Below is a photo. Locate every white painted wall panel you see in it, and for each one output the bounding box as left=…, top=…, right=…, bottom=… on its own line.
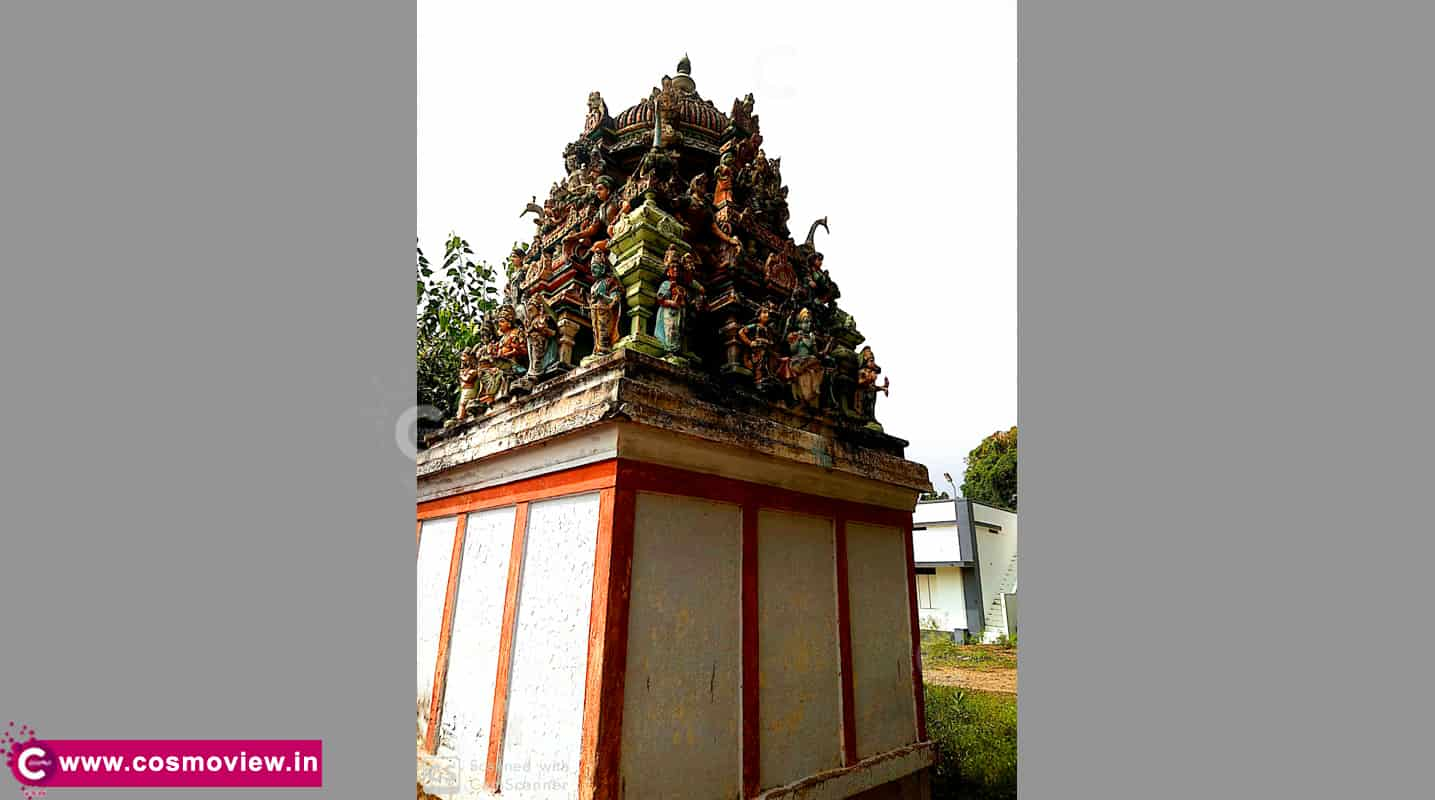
left=620, top=492, right=742, bottom=799
left=912, top=523, right=963, bottom=564
left=929, top=567, right=968, bottom=632
left=975, top=515, right=1018, bottom=604
left=912, top=500, right=957, bottom=525
left=438, top=505, right=517, bottom=796
left=418, top=516, right=459, bottom=736
left=846, top=522, right=919, bottom=758
left=501, top=493, right=600, bottom=799
left=757, top=509, right=842, bottom=789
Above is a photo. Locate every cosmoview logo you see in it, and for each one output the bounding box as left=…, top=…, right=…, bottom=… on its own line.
left=4, top=723, right=52, bottom=799
left=4, top=723, right=322, bottom=795
left=15, top=745, right=53, bottom=782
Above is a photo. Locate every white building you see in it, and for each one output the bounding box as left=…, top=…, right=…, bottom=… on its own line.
left=911, top=498, right=1018, bottom=643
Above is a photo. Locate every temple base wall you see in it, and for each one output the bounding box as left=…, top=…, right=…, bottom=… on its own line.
left=417, top=374, right=932, bottom=800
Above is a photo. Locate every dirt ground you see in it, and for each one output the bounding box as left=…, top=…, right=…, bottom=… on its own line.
left=922, top=664, right=1017, bottom=694
left=919, top=641, right=1018, bottom=695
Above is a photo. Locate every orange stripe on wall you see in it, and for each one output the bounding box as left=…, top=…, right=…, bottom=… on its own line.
left=417, top=461, right=617, bottom=520
left=578, top=488, right=635, bottom=800
left=484, top=501, right=530, bottom=792
left=424, top=512, right=468, bottom=753
left=577, top=488, right=615, bottom=798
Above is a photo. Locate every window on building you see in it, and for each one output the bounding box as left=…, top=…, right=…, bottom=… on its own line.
left=915, top=567, right=936, bottom=609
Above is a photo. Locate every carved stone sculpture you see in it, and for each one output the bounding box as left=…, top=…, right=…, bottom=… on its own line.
left=584, top=91, right=608, bottom=134
left=492, top=305, right=527, bottom=400
left=782, top=307, right=827, bottom=409
left=855, top=345, right=890, bottom=424
left=523, top=297, right=557, bottom=374
left=738, top=304, right=776, bottom=384
left=713, top=152, right=735, bottom=208
left=586, top=247, right=623, bottom=360
left=445, top=347, right=482, bottom=428
left=476, top=339, right=503, bottom=407
left=654, top=245, right=689, bottom=357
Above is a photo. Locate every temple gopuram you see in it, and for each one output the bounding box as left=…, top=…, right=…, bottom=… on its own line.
left=431, top=55, right=893, bottom=440
left=418, top=59, right=933, bottom=800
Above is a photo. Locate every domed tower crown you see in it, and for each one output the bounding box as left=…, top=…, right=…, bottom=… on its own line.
left=672, top=54, right=695, bottom=93
left=611, top=56, right=728, bottom=137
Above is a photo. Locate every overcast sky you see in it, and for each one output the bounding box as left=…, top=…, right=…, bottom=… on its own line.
left=418, top=0, right=1015, bottom=494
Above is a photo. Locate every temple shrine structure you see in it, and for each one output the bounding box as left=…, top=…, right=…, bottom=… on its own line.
left=417, top=58, right=935, bottom=800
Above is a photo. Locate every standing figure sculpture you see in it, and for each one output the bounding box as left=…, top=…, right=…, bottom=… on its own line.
left=681, top=252, right=707, bottom=306
left=476, top=336, right=503, bottom=407
left=738, top=304, right=776, bottom=384
left=522, top=296, right=557, bottom=376
left=446, top=347, right=481, bottom=428
left=854, top=346, right=890, bottom=420
left=586, top=246, right=623, bottom=359
left=782, top=307, right=828, bottom=409
left=713, top=152, right=735, bottom=208
left=565, top=176, right=620, bottom=266
left=654, top=245, right=689, bottom=355
left=504, top=247, right=526, bottom=306
left=491, top=305, right=527, bottom=400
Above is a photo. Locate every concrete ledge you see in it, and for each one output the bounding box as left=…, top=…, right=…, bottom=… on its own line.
left=757, top=741, right=936, bottom=800
left=420, top=349, right=931, bottom=502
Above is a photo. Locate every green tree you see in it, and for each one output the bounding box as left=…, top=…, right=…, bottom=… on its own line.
left=960, top=426, right=1017, bottom=510
left=416, top=234, right=501, bottom=428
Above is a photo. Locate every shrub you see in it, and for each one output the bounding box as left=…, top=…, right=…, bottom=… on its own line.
left=925, top=685, right=1017, bottom=800
left=923, top=635, right=964, bottom=667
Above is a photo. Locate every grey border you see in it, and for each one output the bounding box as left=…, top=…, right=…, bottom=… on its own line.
left=2, top=2, right=415, bottom=797
left=1022, top=1, right=1431, bottom=796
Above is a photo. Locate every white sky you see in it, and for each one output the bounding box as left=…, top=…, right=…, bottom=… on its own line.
left=418, top=0, right=1015, bottom=493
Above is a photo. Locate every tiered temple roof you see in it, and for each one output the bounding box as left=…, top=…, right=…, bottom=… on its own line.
left=436, top=58, right=894, bottom=445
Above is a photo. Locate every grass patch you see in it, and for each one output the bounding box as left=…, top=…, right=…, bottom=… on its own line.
left=925, top=685, right=1017, bottom=800
left=922, top=638, right=1018, bottom=672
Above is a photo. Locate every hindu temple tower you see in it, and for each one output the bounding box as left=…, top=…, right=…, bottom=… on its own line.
left=417, top=58, right=934, bottom=800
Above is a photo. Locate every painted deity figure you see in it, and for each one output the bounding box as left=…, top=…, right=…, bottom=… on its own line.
left=681, top=252, right=706, bottom=303
left=447, top=347, right=481, bottom=427
left=476, top=337, right=503, bottom=406
left=566, top=176, right=621, bottom=263
left=782, top=307, right=827, bottom=409
left=654, top=245, right=689, bottom=353
left=495, top=308, right=525, bottom=360
left=854, top=346, right=890, bottom=418
left=587, top=247, right=622, bottom=356
left=584, top=91, right=607, bottom=134
left=560, top=142, right=590, bottom=199
left=738, top=304, right=776, bottom=383
left=522, top=296, right=557, bottom=375
left=713, top=152, right=735, bottom=208
left=805, top=251, right=839, bottom=305
left=505, top=247, right=525, bottom=284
